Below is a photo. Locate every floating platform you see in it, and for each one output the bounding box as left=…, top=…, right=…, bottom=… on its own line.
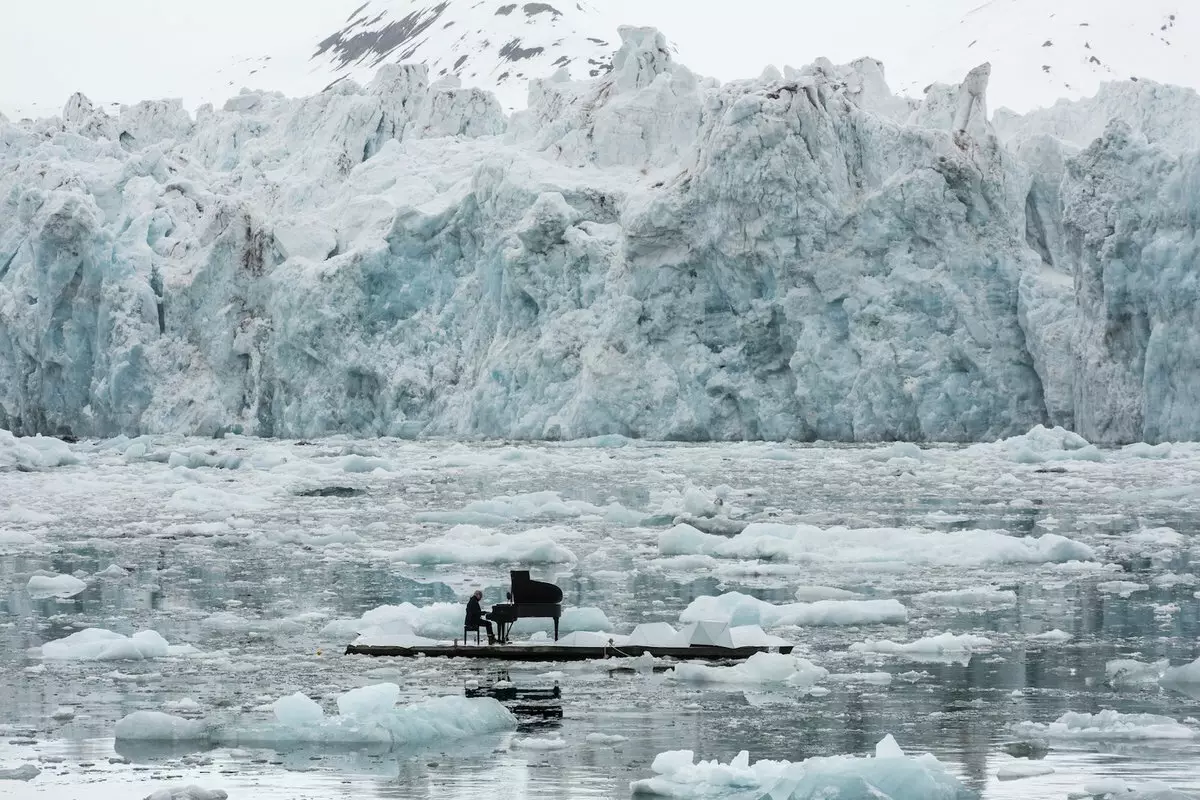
left=343, top=643, right=793, bottom=661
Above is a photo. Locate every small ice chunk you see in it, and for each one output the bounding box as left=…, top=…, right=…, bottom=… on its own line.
left=27, top=573, right=87, bottom=599
left=1162, top=657, right=1200, bottom=687
left=50, top=706, right=75, bottom=720
left=144, top=786, right=229, bottom=800
left=337, top=683, right=399, bottom=719
left=513, top=736, right=568, bottom=750
left=272, top=692, right=324, bottom=726
left=672, top=652, right=827, bottom=687
left=0, top=764, right=40, bottom=781
left=114, top=711, right=208, bottom=741
left=1013, top=710, right=1197, bottom=740
left=1029, top=629, right=1072, bottom=643
left=851, top=633, right=992, bottom=659
left=1097, top=580, right=1150, bottom=598
left=586, top=732, right=628, bottom=745
left=875, top=734, right=905, bottom=758
left=997, top=762, right=1054, bottom=780
left=41, top=628, right=174, bottom=660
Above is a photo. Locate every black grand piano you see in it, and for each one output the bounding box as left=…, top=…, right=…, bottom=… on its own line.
left=486, top=570, right=564, bottom=644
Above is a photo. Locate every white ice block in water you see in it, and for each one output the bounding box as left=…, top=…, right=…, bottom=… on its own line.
left=850, top=633, right=993, bottom=659
left=217, top=692, right=516, bottom=749
left=336, top=683, right=400, bottom=719
left=41, top=628, right=174, bottom=660
left=144, top=786, right=229, bottom=800
left=997, top=762, right=1054, bottom=781
left=0, top=430, right=79, bottom=469
left=513, top=736, right=568, bottom=750
left=115, top=712, right=208, bottom=741
left=680, top=592, right=907, bottom=628
left=660, top=523, right=1094, bottom=567
left=631, top=735, right=965, bottom=798
left=1012, top=710, right=1198, bottom=740
left=272, top=692, right=324, bottom=727
left=27, top=573, right=87, bottom=599
left=672, top=653, right=828, bottom=687
left=391, top=525, right=577, bottom=565
left=1162, top=657, right=1200, bottom=686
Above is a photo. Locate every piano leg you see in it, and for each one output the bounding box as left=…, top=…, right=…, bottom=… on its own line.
left=553, top=617, right=559, bottom=642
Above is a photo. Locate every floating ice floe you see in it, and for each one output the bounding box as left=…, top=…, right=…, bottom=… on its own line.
left=1097, top=580, right=1151, bottom=598
left=27, top=573, right=87, bottom=599
left=41, top=628, right=196, bottom=660
left=671, top=653, right=828, bottom=688
left=680, top=592, right=907, bottom=628
left=115, top=711, right=209, bottom=741
left=1107, top=659, right=1169, bottom=688
left=792, top=586, right=865, bottom=602
left=391, top=524, right=578, bottom=565
left=0, top=429, right=80, bottom=469
left=1028, top=629, right=1072, bottom=643
left=0, top=764, right=40, bottom=781
left=586, top=733, right=628, bottom=745
left=1082, top=778, right=1200, bottom=800
left=117, top=687, right=516, bottom=750
left=1162, top=657, right=1200, bottom=687
left=659, top=523, right=1094, bottom=567
left=165, top=485, right=274, bottom=515
left=911, top=586, right=1017, bottom=608
left=416, top=490, right=643, bottom=527
left=967, top=425, right=1104, bottom=464
left=629, top=735, right=965, bottom=798
left=144, top=786, right=228, bottom=800
left=996, top=761, right=1054, bottom=781
left=850, top=633, right=993, bottom=661
left=1012, top=710, right=1198, bottom=740
left=513, top=736, right=568, bottom=750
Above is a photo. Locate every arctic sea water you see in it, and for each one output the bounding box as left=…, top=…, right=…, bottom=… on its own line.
left=1, top=430, right=1199, bottom=799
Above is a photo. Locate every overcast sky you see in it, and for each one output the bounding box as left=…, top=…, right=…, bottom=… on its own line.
left=0, top=1, right=973, bottom=117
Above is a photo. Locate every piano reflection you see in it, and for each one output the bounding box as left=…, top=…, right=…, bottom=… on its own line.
left=486, top=570, right=564, bottom=644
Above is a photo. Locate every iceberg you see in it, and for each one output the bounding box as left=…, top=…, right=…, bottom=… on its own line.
left=27, top=573, right=87, bottom=599
left=630, top=735, right=967, bottom=798
left=659, top=523, right=1094, bottom=567
left=680, top=592, right=908, bottom=628
left=850, top=633, right=993, bottom=660
left=41, top=628, right=189, bottom=660
left=390, top=525, right=578, bottom=565
left=671, top=653, right=828, bottom=687
left=4, top=24, right=1200, bottom=444
left=116, top=688, right=516, bottom=751
left=1012, top=710, right=1198, bottom=741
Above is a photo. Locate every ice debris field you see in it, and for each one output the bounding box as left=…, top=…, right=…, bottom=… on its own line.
left=1, top=428, right=1200, bottom=798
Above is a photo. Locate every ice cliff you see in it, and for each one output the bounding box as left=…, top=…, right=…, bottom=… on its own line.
left=2, top=28, right=1198, bottom=443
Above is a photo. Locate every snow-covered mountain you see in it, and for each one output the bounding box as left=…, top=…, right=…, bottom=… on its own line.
left=2, top=1, right=1195, bottom=120
left=216, top=0, right=622, bottom=112
left=3, top=26, right=1199, bottom=443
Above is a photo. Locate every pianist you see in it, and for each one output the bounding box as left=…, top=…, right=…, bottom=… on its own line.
left=465, top=590, right=496, bottom=645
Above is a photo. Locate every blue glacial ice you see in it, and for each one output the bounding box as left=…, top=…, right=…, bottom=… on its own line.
left=2, top=27, right=1199, bottom=443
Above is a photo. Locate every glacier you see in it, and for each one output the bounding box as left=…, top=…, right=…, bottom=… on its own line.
left=2, top=27, right=1198, bottom=443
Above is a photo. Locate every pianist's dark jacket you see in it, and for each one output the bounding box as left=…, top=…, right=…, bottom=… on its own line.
left=466, top=596, right=485, bottom=626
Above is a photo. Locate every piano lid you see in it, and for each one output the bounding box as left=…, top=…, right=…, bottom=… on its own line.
left=510, top=570, right=564, bottom=604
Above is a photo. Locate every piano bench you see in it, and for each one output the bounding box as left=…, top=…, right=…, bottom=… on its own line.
left=463, top=625, right=482, bottom=645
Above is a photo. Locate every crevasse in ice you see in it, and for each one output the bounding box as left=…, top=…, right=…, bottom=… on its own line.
left=2, top=27, right=1198, bottom=443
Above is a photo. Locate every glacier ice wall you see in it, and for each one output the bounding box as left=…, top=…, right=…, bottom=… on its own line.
left=1, top=28, right=1198, bottom=443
